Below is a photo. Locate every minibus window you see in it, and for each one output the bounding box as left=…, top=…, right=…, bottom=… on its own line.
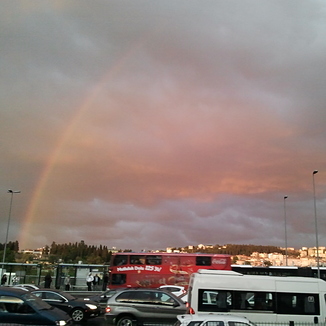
left=232, top=291, right=274, bottom=311
left=276, top=293, right=319, bottom=315
left=198, top=290, right=230, bottom=312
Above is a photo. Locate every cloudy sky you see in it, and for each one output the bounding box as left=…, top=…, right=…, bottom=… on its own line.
left=1, top=0, right=326, bottom=252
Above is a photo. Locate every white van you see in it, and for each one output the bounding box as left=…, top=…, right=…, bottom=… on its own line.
left=188, top=269, right=326, bottom=325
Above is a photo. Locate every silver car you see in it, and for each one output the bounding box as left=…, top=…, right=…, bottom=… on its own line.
left=105, top=288, right=187, bottom=326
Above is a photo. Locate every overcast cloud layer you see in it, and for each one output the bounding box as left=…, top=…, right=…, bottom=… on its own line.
left=1, top=0, right=326, bottom=252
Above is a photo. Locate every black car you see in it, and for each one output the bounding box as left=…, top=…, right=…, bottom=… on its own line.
left=105, top=288, right=187, bottom=326
left=32, top=289, right=101, bottom=322
left=0, top=287, right=72, bottom=325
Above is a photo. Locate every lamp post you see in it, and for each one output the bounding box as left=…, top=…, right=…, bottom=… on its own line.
left=1, top=190, right=21, bottom=278
left=312, top=170, right=320, bottom=278
left=284, top=195, right=288, bottom=266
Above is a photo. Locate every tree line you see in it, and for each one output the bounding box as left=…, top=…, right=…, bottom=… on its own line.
left=0, top=241, right=298, bottom=265
left=0, top=240, right=112, bottom=264
left=46, top=241, right=112, bottom=264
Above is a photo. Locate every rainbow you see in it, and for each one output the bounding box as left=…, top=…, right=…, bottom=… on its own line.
left=19, top=35, right=151, bottom=248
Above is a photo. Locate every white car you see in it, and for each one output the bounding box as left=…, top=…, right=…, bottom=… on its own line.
left=178, top=292, right=188, bottom=303
left=159, top=285, right=186, bottom=297
left=12, top=284, right=40, bottom=290
left=175, top=314, right=257, bottom=326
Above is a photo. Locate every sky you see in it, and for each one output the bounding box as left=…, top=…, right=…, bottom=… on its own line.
left=1, top=0, right=326, bottom=252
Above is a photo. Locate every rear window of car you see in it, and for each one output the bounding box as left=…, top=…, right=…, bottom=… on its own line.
left=188, top=321, right=204, bottom=326
left=202, top=322, right=224, bottom=326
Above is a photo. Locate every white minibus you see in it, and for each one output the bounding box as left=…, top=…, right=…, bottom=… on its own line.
left=188, top=269, right=326, bottom=325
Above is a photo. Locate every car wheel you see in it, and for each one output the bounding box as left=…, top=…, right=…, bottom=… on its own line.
left=117, top=315, right=137, bottom=326
left=71, top=308, right=85, bottom=322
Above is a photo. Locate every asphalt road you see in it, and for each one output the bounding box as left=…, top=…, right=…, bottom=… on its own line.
left=73, top=317, right=174, bottom=326
left=74, top=315, right=107, bottom=326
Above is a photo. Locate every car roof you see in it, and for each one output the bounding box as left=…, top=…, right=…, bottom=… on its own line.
left=0, top=287, right=29, bottom=296
left=14, top=284, right=39, bottom=289
left=32, top=288, right=65, bottom=293
left=177, top=314, right=252, bottom=323
left=116, top=288, right=172, bottom=292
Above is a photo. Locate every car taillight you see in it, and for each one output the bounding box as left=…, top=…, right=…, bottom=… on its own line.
left=105, top=306, right=111, bottom=313
left=188, top=306, right=195, bottom=314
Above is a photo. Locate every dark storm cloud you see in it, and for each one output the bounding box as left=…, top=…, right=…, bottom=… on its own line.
left=1, top=0, right=326, bottom=251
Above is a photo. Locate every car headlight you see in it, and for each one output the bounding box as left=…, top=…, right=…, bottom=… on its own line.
left=85, top=303, right=98, bottom=310
left=55, top=321, right=67, bottom=326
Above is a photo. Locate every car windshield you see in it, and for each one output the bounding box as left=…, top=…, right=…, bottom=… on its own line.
left=22, top=292, right=53, bottom=310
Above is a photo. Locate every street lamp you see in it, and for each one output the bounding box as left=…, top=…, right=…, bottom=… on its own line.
left=284, top=196, right=288, bottom=266
left=312, top=170, right=320, bottom=278
left=1, top=190, right=21, bottom=277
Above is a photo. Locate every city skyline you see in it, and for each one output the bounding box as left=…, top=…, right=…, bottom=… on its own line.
left=1, top=1, right=326, bottom=252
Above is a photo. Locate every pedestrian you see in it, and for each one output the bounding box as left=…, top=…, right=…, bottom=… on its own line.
left=1, top=274, right=7, bottom=286
left=12, top=275, right=18, bottom=285
left=44, top=273, right=52, bottom=288
left=64, top=275, right=71, bottom=291
left=102, top=273, right=109, bottom=291
left=86, top=272, right=94, bottom=291
left=93, top=274, right=100, bottom=290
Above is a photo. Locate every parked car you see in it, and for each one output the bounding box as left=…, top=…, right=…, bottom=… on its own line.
left=178, top=292, right=188, bottom=303
left=32, top=289, right=101, bottom=322
left=14, top=283, right=40, bottom=290
left=105, top=288, right=187, bottom=326
left=0, top=287, right=71, bottom=325
left=175, top=314, right=257, bottom=326
left=159, top=285, right=186, bottom=297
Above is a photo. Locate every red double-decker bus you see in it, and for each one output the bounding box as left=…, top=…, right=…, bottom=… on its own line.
left=109, top=252, right=231, bottom=289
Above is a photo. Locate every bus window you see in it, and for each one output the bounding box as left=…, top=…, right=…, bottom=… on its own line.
left=196, top=257, right=211, bottom=266
left=145, top=255, right=162, bottom=265
left=111, top=274, right=126, bottom=285
left=130, top=255, right=146, bottom=264
left=113, top=255, right=128, bottom=266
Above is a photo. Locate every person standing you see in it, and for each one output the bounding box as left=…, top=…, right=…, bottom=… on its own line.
left=1, top=274, right=7, bottom=286
left=64, top=275, right=71, bottom=291
left=93, top=274, right=100, bottom=290
left=44, top=273, right=52, bottom=288
left=86, top=272, right=94, bottom=291
left=102, top=273, right=109, bottom=291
